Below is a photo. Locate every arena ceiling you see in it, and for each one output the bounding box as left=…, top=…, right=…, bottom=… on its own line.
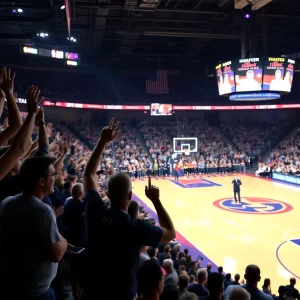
left=0, top=0, right=300, bottom=70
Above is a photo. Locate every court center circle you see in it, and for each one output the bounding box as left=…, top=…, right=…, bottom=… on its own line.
left=213, top=197, right=293, bottom=215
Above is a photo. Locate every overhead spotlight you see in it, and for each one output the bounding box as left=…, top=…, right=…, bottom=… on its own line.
left=61, top=5, right=65, bottom=9
left=68, top=36, right=77, bottom=42
left=17, top=8, right=23, bottom=13
left=37, top=32, right=48, bottom=37
left=244, top=13, right=251, bottom=19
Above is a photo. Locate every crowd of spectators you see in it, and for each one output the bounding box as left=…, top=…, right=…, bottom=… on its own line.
left=221, top=122, right=290, bottom=160
left=255, top=130, right=300, bottom=177
left=0, top=66, right=299, bottom=300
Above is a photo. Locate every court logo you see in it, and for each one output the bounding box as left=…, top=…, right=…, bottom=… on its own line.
left=213, top=197, right=293, bottom=214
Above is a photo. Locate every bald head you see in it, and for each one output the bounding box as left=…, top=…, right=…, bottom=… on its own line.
left=72, top=183, right=84, bottom=199
left=245, top=264, right=260, bottom=285
left=107, top=171, right=132, bottom=207
left=227, top=286, right=250, bottom=300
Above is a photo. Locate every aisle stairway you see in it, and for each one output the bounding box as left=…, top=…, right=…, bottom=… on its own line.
left=261, top=125, right=299, bottom=162
left=130, top=126, right=154, bottom=162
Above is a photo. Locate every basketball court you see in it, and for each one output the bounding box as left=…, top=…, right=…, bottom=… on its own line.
left=131, top=173, right=300, bottom=289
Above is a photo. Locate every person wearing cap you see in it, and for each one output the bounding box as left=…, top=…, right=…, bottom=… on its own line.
left=137, top=260, right=165, bottom=300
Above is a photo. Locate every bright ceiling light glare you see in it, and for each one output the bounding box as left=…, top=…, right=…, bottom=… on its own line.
left=61, top=5, right=65, bottom=9
left=37, top=32, right=48, bottom=38
left=17, top=8, right=23, bottom=13
left=68, top=37, right=77, bottom=43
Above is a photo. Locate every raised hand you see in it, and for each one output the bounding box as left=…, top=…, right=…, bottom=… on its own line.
left=63, top=141, right=70, bottom=154
left=47, top=123, right=53, bottom=137
left=26, top=86, right=43, bottom=115
left=145, top=177, right=160, bottom=202
left=100, top=118, right=120, bottom=143
left=35, top=106, right=45, bottom=123
left=1, top=67, right=16, bottom=95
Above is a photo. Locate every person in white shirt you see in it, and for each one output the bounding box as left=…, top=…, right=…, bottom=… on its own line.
left=236, top=70, right=261, bottom=92
left=270, top=70, right=285, bottom=91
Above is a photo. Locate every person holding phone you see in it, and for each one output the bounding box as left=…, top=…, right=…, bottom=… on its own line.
left=81, top=119, right=176, bottom=300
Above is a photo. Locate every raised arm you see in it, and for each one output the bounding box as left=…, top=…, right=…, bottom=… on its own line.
left=0, top=67, right=22, bottom=146
left=145, top=177, right=176, bottom=243
left=34, top=106, right=49, bottom=157
left=83, top=118, right=119, bottom=192
left=0, top=86, right=43, bottom=180
left=53, top=141, right=69, bottom=174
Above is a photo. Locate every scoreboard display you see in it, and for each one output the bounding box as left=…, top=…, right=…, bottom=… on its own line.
left=215, top=56, right=296, bottom=98
left=235, top=58, right=263, bottom=92
left=22, top=46, right=79, bottom=67
left=216, top=60, right=236, bottom=95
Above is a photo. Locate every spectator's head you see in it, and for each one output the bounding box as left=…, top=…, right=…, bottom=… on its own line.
left=207, top=273, right=224, bottom=299
left=160, top=284, right=180, bottom=300
left=179, top=257, right=187, bottom=267
left=140, top=246, right=148, bottom=253
left=72, top=183, right=84, bottom=200
left=290, top=278, right=296, bottom=286
left=218, top=266, right=223, bottom=274
left=225, top=273, right=231, bottom=280
left=163, top=259, right=174, bottom=274
left=207, top=262, right=212, bottom=271
left=164, top=244, right=171, bottom=254
left=147, top=247, right=158, bottom=259
left=262, top=278, right=271, bottom=290
left=178, top=274, right=189, bottom=290
left=244, top=264, right=261, bottom=286
left=189, top=274, right=195, bottom=283
left=137, top=260, right=164, bottom=299
left=234, top=274, right=240, bottom=283
left=175, top=243, right=181, bottom=252
left=190, top=261, right=197, bottom=270
left=178, top=251, right=185, bottom=260
left=67, top=174, right=78, bottom=184
left=19, top=156, right=56, bottom=198
left=64, top=180, right=72, bottom=192
left=178, top=293, right=198, bottom=300
left=184, top=248, right=189, bottom=256
left=128, top=200, right=139, bottom=220
left=178, top=265, right=186, bottom=275
left=278, top=286, right=287, bottom=297
left=227, top=286, right=250, bottom=300
left=107, top=171, right=132, bottom=210
left=196, top=268, right=207, bottom=285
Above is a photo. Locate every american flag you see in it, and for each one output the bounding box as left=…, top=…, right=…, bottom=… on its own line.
left=145, top=70, right=169, bottom=94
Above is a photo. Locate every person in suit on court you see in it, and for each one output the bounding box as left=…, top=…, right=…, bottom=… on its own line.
left=232, top=176, right=242, bottom=203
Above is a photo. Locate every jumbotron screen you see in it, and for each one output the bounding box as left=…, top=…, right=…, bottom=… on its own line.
left=216, top=57, right=295, bottom=96
left=150, top=103, right=173, bottom=116
left=216, top=61, right=236, bottom=95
